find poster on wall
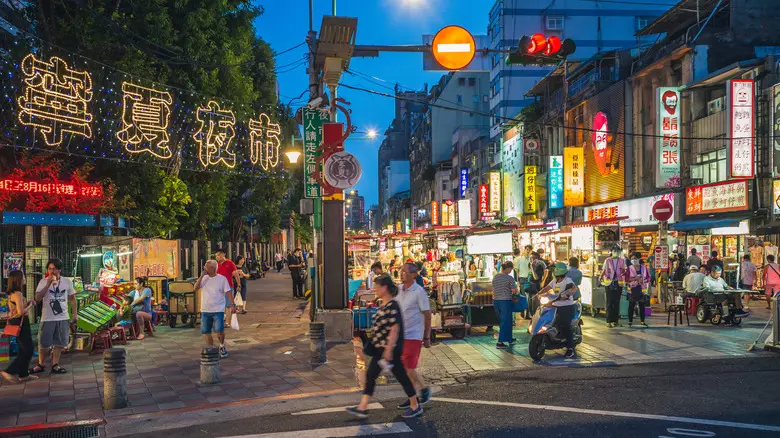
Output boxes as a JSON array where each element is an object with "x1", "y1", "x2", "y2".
[
  {"x1": 524, "y1": 165, "x2": 537, "y2": 214},
  {"x1": 2, "y1": 252, "x2": 24, "y2": 277},
  {"x1": 523, "y1": 138, "x2": 540, "y2": 156},
  {"x1": 563, "y1": 147, "x2": 584, "y2": 206},
  {"x1": 656, "y1": 87, "x2": 681, "y2": 188},
  {"x1": 133, "y1": 238, "x2": 179, "y2": 279},
  {"x1": 549, "y1": 155, "x2": 563, "y2": 209},
  {"x1": 501, "y1": 134, "x2": 523, "y2": 217},
  {"x1": 727, "y1": 79, "x2": 754, "y2": 178}
]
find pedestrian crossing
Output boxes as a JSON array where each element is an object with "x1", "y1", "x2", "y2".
[{"x1": 218, "y1": 422, "x2": 412, "y2": 437}]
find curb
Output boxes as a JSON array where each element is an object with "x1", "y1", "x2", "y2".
[{"x1": 0, "y1": 419, "x2": 104, "y2": 437}]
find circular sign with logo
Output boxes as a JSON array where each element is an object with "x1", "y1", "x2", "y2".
[
  {"x1": 524, "y1": 138, "x2": 540, "y2": 156},
  {"x1": 652, "y1": 199, "x2": 674, "y2": 222},
  {"x1": 324, "y1": 151, "x2": 362, "y2": 189},
  {"x1": 431, "y1": 25, "x2": 476, "y2": 70}
]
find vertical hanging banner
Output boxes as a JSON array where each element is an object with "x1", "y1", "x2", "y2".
[
  {"x1": 656, "y1": 87, "x2": 681, "y2": 188},
  {"x1": 489, "y1": 171, "x2": 501, "y2": 213},
  {"x1": 727, "y1": 79, "x2": 755, "y2": 178},
  {"x1": 524, "y1": 165, "x2": 537, "y2": 214},
  {"x1": 563, "y1": 147, "x2": 584, "y2": 206},
  {"x1": 459, "y1": 168, "x2": 469, "y2": 198},
  {"x1": 302, "y1": 108, "x2": 330, "y2": 198},
  {"x1": 502, "y1": 134, "x2": 524, "y2": 218},
  {"x1": 458, "y1": 199, "x2": 472, "y2": 227},
  {"x1": 478, "y1": 184, "x2": 489, "y2": 215},
  {"x1": 431, "y1": 201, "x2": 439, "y2": 225},
  {"x1": 442, "y1": 200, "x2": 456, "y2": 226},
  {"x1": 549, "y1": 155, "x2": 563, "y2": 209}
]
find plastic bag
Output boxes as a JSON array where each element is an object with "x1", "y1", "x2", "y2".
[
  {"x1": 234, "y1": 292, "x2": 244, "y2": 307},
  {"x1": 230, "y1": 313, "x2": 240, "y2": 330}
]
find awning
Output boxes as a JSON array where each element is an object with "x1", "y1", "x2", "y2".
[
  {"x1": 670, "y1": 218, "x2": 743, "y2": 231},
  {"x1": 682, "y1": 59, "x2": 763, "y2": 91}
]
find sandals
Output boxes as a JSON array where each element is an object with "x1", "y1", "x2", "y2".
[
  {"x1": 50, "y1": 364, "x2": 67, "y2": 374},
  {"x1": 1, "y1": 371, "x2": 20, "y2": 384},
  {"x1": 29, "y1": 365, "x2": 45, "y2": 374}
]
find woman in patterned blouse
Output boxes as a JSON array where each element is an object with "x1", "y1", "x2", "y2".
[{"x1": 347, "y1": 275, "x2": 423, "y2": 419}]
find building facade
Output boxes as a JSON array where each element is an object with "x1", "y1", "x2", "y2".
[{"x1": 345, "y1": 190, "x2": 365, "y2": 231}]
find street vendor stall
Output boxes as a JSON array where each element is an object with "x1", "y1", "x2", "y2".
[{"x1": 462, "y1": 229, "x2": 515, "y2": 328}]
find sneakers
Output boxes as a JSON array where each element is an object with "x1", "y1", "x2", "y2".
[
  {"x1": 402, "y1": 406, "x2": 424, "y2": 418},
  {"x1": 640, "y1": 322, "x2": 648, "y2": 327},
  {"x1": 734, "y1": 309, "x2": 751, "y2": 318},
  {"x1": 564, "y1": 349, "x2": 576, "y2": 359},
  {"x1": 496, "y1": 342, "x2": 508, "y2": 349},
  {"x1": 508, "y1": 338, "x2": 518, "y2": 344},
  {"x1": 419, "y1": 387, "x2": 432, "y2": 405},
  {"x1": 345, "y1": 407, "x2": 368, "y2": 419},
  {"x1": 219, "y1": 344, "x2": 228, "y2": 358},
  {"x1": 397, "y1": 400, "x2": 411, "y2": 409}
]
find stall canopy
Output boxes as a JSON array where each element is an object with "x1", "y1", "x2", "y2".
[
  {"x1": 671, "y1": 218, "x2": 744, "y2": 231},
  {"x1": 569, "y1": 216, "x2": 629, "y2": 227}
]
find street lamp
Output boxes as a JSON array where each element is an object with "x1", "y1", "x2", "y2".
[
  {"x1": 366, "y1": 129, "x2": 377, "y2": 139},
  {"x1": 285, "y1": 139, "x2": 302, "y2": 164}
]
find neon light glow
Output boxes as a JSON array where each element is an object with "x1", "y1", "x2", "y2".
[
  {"x1": 193, "y1": 101, "x2": 237, "y2": 169},
  {"x1": 248, "y1": 112, "x2": 281, "y2": 170},
  {"x1": 0, "y1": 179, "x2": 103, "y2": 198},
  {"x1": 117, "y1": 82, "x2": 174, "y2": 159}
]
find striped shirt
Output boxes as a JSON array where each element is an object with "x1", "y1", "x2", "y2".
[{"x1": 492, "y1": 273, "x2": 517, "y2": 301}]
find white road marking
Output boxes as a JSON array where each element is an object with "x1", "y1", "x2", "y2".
[
  {"x1": 218, "y1": 422, "x2": 412, "y2": 437},
  {"x1": 434, "y1": 397, "x2": 780, "y2": 433},
  {"x1": 291, "y1": 403, "x2": 383, "y2": 416},
  {"x1": 436, "y1": 43, "x2": 471, "y2": 53},
  {"x1": 620, "y1": 330, "x2": 727, "y2": 357}
]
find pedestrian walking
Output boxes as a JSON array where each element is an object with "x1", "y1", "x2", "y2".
[
  {"x1": 346, "y1": 275, "x2": 422, "y2": 419},
  {"x1": 566, "y1": 257, "x2": 583, "y2": 300},
  {"x1": 627, "y1": 255, "x2": 650, "y2": 327},
  {"x1": 513, "y1": 245, "x2": 532, "y2": 290},
  {"x1": 129, "y1": 277, "x2": 153, "y2": 339},
  {"x1": 1, "y1": 271, "x2": 36, "y2": 383},
  {"x1": 274, "y1": 252, "x2": 283, "y2": 272},
  {"x1": 365, "y1": 261, "x2": 383, "y2": 292},
  {"x1": 216, "y1": 250, "x2": 240, "y2": 324},
  {"x1": 763, "y1": 254, "x2": 780, "y2": 310},
  {"x1": 235, "y1": 255, "x2": 250, "y2": 314},
  {"x1": 195, "y1": 260, "x2": 235, "y2": 358},
  {"x1": 395, "y1": 262, "x2": 432, "y2": 408},
  {"x1": 600, "y1": 246, "x2": 627, "y2": 328},
  {"x1": 492, "y1": 261, "x2": 518, "y2": 349},
  {"x1": 739, "y1": 254, "x2": 756, "y2": 310},
  {"x1": 288, "y1": 248, "x2": 305, "y2": 299},
  {"x1": 29, "y1": 258, "x2": 77, "y2": 375}
]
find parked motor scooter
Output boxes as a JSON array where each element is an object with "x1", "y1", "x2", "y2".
[{"x1": 528, "y1": 283, "x2": 583, "y2": 360}]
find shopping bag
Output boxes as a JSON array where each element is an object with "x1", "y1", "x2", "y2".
[
  {"x1": 511, "y1": 294, "x2": 528, "y2": 313},
  {"x1": 230, "y1": 313, "x2": 240, "y2": 331},
  {"x1": 234, "y1": 292, "x2": 244, "y2": 307}
]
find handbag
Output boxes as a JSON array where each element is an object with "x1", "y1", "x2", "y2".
[
  {"x1": 3, "y1": 317, "x2": 22, "y2": 337},
  {"x1": 511, "y1": 293, "x2": 528, "y2": 313}
]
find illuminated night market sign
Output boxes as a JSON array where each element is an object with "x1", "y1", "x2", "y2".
[
  {"x1": 3, "y1": 52, "x2": 282, "y2": 172},
  {"x1": 0, "y1": 179, "x2": 104, "y2": 198}
]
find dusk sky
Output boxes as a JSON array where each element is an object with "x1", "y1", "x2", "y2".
[{"x1": 257, "y1": 0, "x2": 494, "y2": 207}]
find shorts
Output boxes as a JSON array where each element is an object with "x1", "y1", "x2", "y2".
[
  {"x1": 200, "y1": 312, "x2": 225, "y2": 334},
  {"x1": 401, "y1": 340, "x2": 423, "y2": 370},
  {"x1": 38, "y1": 320, "x2": 70, "y2": 349}
]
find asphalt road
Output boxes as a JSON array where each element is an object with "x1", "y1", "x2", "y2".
[{"x1": 132, "y1": 356, "x2": 780, "y2": 438}]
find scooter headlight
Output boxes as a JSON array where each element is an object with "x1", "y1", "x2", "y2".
[{"x1": 539, "y1": 296, "x2": 551, "y2": 305}]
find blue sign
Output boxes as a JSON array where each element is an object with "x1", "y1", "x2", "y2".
[
  {"x1": 460, "y1": 167, "x2": 469, "y2": 198},
  {"x1": 549, "y1": 156, "x2": 564, "y2": 209}
]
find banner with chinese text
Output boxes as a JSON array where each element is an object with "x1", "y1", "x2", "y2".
[
  {"x1": 656, "y1": 87, "x2": 681, "y2": 187},
  {"x1": 563, "y1": 147, "x2": 584, "y2": 206},
  {"x1": 727, "y1": 79, "x2": 755, "y2": 178},
  {"x1": 685, "y1": 180, "x2": 749, "y2": 215},
  {"x1": 303, "y1": 108, "x2": 330, "y2": 198},
  {"x1": 549, "y1": 155, "x2": 563, "y2": 209},
  {"x1": 524, "y1": 165, "x2": 537, "y2": 215}
]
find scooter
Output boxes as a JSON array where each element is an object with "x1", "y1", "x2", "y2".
[
  {"x1": 695, "y1": 288, "x2": 751, "y2": 326},
  {"x1": 528, "y1": 284, "x2": 583, "y2": 360}
]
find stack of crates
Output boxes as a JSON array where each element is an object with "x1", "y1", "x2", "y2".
[{"x1": 77, "y1": 301, "x2": 118, "y2": 333}]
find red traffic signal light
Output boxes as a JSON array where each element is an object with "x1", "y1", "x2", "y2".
[
  {"x1": 527, "y1": 33, "x2": 547, "y2": 54},
  {"x1": 544, "y1": 36, "x2": 562, "y2": 55},
  {"x1": 512, "y1": 35, "x2": 576, "y2": 65}
]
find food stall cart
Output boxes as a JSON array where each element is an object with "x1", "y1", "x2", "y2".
[{"x1": 463, "y1": 228, "x2": 516, "y2": 328}]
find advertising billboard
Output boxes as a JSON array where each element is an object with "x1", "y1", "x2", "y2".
[
  {"x1": 501, "y1": 134, "x2": 523, "y2": 218},
  {"x1": 656, "y1": 87, "x2": 681, "y2": 187},
  {"x1": 549, "y1": 155, "x2": 563, "y2": 209},
  {"x1": 563, "y1": 147, "x2": 584, "y2": 206}
]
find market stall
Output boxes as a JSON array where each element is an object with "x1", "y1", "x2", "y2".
[{"x1": 462, "y1": 228, "x2": 515, "y2": 328}]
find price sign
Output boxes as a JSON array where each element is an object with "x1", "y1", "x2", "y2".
[{"x1": 654, "y1": 245, "x2": 669, "y2": 271}]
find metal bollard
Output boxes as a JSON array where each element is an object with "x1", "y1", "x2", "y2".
[
  {"x1": 103, "y1": 348, "x2": 128, "y2": 410},
  {"x1": 310, "y1": 321, "x2": 327, "y2": 365},
  {"x1": 200, "y1": 346, "x2": 220, "y2": 384}
]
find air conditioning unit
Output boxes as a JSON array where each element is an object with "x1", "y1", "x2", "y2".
[{"x1": 707, "y1": 97, "x2": 724, "y2": 115}]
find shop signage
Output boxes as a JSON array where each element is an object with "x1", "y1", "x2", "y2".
[
  {"x1": 524, "y1": 165, "x2": 537, "y2": 214},
  {"x1": 772, "y1": 84, "x2": 780, "y2": 177},
  {"x1": 549, "y1": 155, "x2": 563, "y2": 209},
  {"x1": 458, "y1": 199, "x2": 472, "y2": 227},
  {"x1": 0, "y1": 178, "x2": 103, "y2": 198},
  {"x1": 774, "y1": 179, "x2": 780, "y2": 215},
  {"x1": 431, "y1": 201, "x2": 439, "y2": 225},
  {"x1": 302, "y1": 108, "x2": 329, "y2": 198},
  {"x1": 524, "y1": 138, "x2": 540, "y2": 156},
  {"x1": 478, "y1": 184, "x2": 489, "y2": 214},
  {"x1": 459, "y1": 168, "x2": 469, "y2": 198},
  {"x1": 441, "y1": 200, "x2": 456, "y2": 226},
  {"x1": 727, "y1": 79, "x2": 755, "y2": 178},
  {"x1": 563, "y1": 147, "x2": 585, "y2": 206},
  {"x1": 132, "y1": 238, "x2": 179, "y2": 279},
  {"x1": 502, "y1": 134, "x2": 524, "y2": 218},
  {"x1": 404, "y1": 218, "x2": 411, "y2": 233},
  {"x1": 489, "y1": 171, "x2": 501, "y2": 212},
  {"x1": 654, "y1": 245, "x2": 669, "y2": 270},
  {"x1": 656, "y1": 87, "x2": 681, "y2": 188},
  {"x1": 396, "y1": 221, "x2": 401, "y2": 233},
  {"x1": 379, "y1": 239, "x2": 386, "y2": 252},
  {"x1": 583, "y1": 194, "x2": 677, "y2": 227},
  {"x1": 685, "y1": 180, "x2": 749, "y2": 215}
]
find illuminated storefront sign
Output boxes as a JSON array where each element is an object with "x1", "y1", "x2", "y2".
[
  {"x1": 441, "y1": 200, "x2": 456, "y2": 226},
  {"x1": 656, "y1": 87, "x2": 681, "y2": 188},
  {"x1": 404, "y1": 218, "x2": 411, "y2": 233},
  {"x1": 774, "y1": 179, "x2": 780, "y2": 215},
  {"x1": 458, "y1": 199, "x2": 472, "y2": 227},
  {"x1": 549, "y1": 155, "x2": 563, "y2": 209},
  {"x1": 478, "y1": 184, "x2": 489, "y2": 214},
  {"x1": 728, "y1": 79, "x2": 754, "y2": 178},
  {"x1": 686, "y1": 180, "x2": 749, "y2": 215},
  {"x1": 459, "y1": 168, "x2": 469, "y2": 198},
  {"x1": 584, "y1": 194, "x2": 677, "y2": 227},
  {"x1": 431, "y1": 201, "x2": 439, "y2": 226},
  {"x1": 524, "y1": 165, "x2": 537, "y2": 214},
  {"x1": 489, "y1": 172, "x2": 501, "y2": 212},
  {"x1": 563, "y1": 147, "x2": 584, "y2": 206},
  {"x1": 502, "y1": 134, "x2": 523, "y2": 217},
  {"x1": 0, "y1": 178, "x2": 103, "y2": 198}
]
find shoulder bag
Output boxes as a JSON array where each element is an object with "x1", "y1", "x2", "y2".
[{"x1": 3, "y1": 316, "x2": 22, "y2": 337}]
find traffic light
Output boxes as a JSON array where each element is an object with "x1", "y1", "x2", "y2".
[{"x1": 507, "y1": 34, "x2": 576, "y2": 65}]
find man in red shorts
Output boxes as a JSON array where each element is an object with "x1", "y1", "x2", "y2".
[{"x1": 396, "y1": 262, "x2": 432, "y2": 409}]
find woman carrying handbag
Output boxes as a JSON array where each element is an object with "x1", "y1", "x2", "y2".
[{"x1": 1, "y1": 270, "x2": 37, "y2": 383}]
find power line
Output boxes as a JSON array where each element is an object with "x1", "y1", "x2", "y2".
[
  {"x1": 273, "y1": 41, "x2": 306, "y2": 58},
  {"x1": 338, "y1": 82, "x2": 760, "y2": 142},
  {"x1": 275, "y1": 59, "x2": 307, "y2": 74}
]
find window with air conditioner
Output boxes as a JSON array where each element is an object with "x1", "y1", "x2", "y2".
[
  {"x1": 636, "y1": 16, "x2": 653, "y2": 31},
  {"x1": 546, "y1": 15, "x2": 564, "y2": 31}
]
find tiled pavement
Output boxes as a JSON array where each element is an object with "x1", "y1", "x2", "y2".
[{"x1": 0, "y1": 272, "x2": 775, "y2": 428}]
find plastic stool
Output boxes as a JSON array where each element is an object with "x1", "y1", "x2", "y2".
[
  {"x1": 90, "y1": 331, "x2": 113, "y2": 354},
  {"x1": 154, "y1": 311, "x2": 169, "y2": 326},
  {"x1": 108, "y1": 326, "x2": 127, "y2": 345},
  {"x1": 143, "y1": 319, "x2": 155, "y2": 337}
]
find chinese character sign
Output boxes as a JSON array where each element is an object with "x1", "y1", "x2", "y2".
[
  {"x1": 728, "y1": 79, "x2": 754, "y2": 178},
  {"x1": 18, "y1": 54, "x2": 93, "y2": 146},
  {"x1": 117, "y1": 82, "x2": 174, "y2": 159},
  {"x1": 489, "y1": 171, "x2": 501, "y2": 213},
  {"x1": 442, "y1": 200, "x2": 456, "y2": 226},
  {"x1": 563, "y1": 147, "x2": 584, "y2": 206},
  {"x1": 0, "y1": 178, "x2": 103, "y2": 198},
  {"x1": 431, "y1": 201, "x2": 439, "y2": 225},
  {"x1": 478, "y1": 184, "x2": 489, "y2": 214},
  {"x1": 459, "y1": 167, "x2": 469, "y2": 198},
  {"x1": 502, "y1": 134, "x2": 523, "y2": 217},
  {"x1": 248, "y1": 113, "x2": 280, "y2": 170},
  {"x1": 686, "y1": 180, "x2": 749, "y2": 215},
  {"x1": 549, "y1": 155, "x2": 563, "y2": 209},
  {"x1": 656, "y1": 87, "x2": 681, "y2": 188},
  {"x1": 302, "y1": 108, "x2": 330, "y2": 198},
  {"x1": 193, "y1": 101, "x2": 237, "y2": 169},
  {"x1": 524, "y1": 165, "x2": 537, "y2": 214}
]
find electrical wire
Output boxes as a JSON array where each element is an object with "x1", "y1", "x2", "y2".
[
  {"x1": 275, "y1": 59, "x2": 307, "y2": 74},
  {"x1": 273, "y1": 41, "x2": 306, "y2": 58}
]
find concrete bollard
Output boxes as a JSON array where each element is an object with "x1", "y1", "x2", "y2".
[
  {"x1": 103, "y1": 348, "x2": 128, "y2": 410},
  {"x1": 200, "y1": 346, "x2": 220, "y2": 384},
  {"x1": 310, "y1": 321, "x2": 327, "y2": 365}
]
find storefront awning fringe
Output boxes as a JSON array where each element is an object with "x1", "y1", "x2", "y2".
[{"x1": 670, "y1": 218, "x2": 742, "y2": 231}]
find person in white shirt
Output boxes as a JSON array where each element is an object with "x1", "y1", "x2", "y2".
[
  {"x1": 29, "y1": 258, "x2": 77, "y2": 375},
  {"x1": 395, "y1": 263, "x2": 433, "y2": 409},
  {"x1": 195, "y1": 260, "x2": 235, "y2": 358},
  {"x1": 682, "y1": 265, "x2": 706, "y2": 293},
  {"x1": 539, "y1": 262, "x2": 577, "y2": 359},
  {"x1": 513, "y1": 245, "x2": 532, "y2": 289},
  {"x1": 702, "y1": 265, "x2": 749, "y2": 318}
]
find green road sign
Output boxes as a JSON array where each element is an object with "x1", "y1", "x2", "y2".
[{"x1": 302, "y1": 108, "x2": 330, "y2": 198}]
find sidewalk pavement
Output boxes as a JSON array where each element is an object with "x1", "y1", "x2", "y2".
[{"x1": 0, "y1": 271, "x2": 775, "y2": 429}]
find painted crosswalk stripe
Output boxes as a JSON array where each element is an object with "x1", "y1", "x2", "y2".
[
  {"x1": 291, "y1": 403, "x2": 383, "y2": 416},
  {"x1": 218, "y1": 422, "x2": 413, "y2": 437}
]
